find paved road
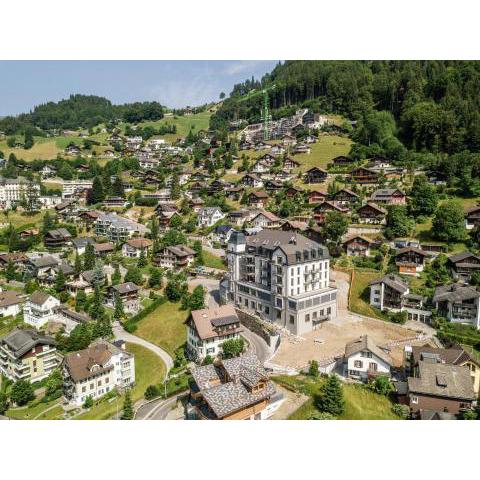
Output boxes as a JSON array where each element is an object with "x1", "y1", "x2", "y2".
[
  {"x1": 135, "y1": 392, "x2": 187, "y2": 420},
  {"x1": 241, "y1": 327, "x2": 272, "y2": 364},
  {"x1": 113, "y1": 322, "x2": 174, "y2": 373}
]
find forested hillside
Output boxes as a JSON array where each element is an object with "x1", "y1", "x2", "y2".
[
  {"x1": 0, "y1": 94, "x2": 165, "y2": 133},
  {"x1": 211, "y1": 60, "x2": 480, "y2": 155}
]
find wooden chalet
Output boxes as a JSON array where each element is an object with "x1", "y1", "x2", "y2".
[
  {"x1": 307, "y1": 190, "x2": 327, "y2": 204},
  {"x1": 448, "y1": 252, "x2": 480, "y2": 282},
  {"x1": 313, "y1": 201, "x2": 348, "y2": 224},
  {"x1": 350, "y1": 166, "x2": 379, "y2": 184},
  {"x1": 332, "y1": 155, "x2": 355, "y2": 166},
  {"x1": 342, "y1": 235, "x2": 375, "y2": 257},
  {"x1": 395, "y1": 247, "x2": 429, "y2": 276},
  {"x1": 248, "y1": 191, "x2": 269, "y2": 209},
  {"x1": 465, "y1": 205, "x2": 480, "y2": 230},
  {"x1": 332, "y1": 188, "x2": 360, "y2": 207},
  {"x1": 304, "y1": 167, "x2": 328, "y2": 184},
  {"x1": 356, "y1": 202, "x2": 387, "y2": 224}
]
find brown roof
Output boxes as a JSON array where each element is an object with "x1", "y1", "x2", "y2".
[
  {"x1": 411, "y1": 345, "x2": 480, "y2": 368},
  {"x1": 126, "y1": 238, "x2": 153, "y2": 249},
  {"x1": 94, "y1": 242, "x2": 115, "y2": 252},
  {"x1": 344, "y1": 335, "x2": 392, "y2": 366},
  {"x1": 190, "y1": 304, "x2": 241, "y2": 341},
  {"x1": 29, "y1": 291, "x2": 53, "y2": 306},
  {"x1": 64, "y1": 342, "x2": 113, "y2": 382},
  {"x1": 343, "y1": 234, "x2": 374, "y2": 245},
  {"x1": 252, "y1": 210, "x2": 280, "y2": 222},
  {"x1": 249, "y1": 191, "x2": 269, "y2": 199},
  {"x1": 0, "y1": 290, "x2": 24, "y2": 308}
]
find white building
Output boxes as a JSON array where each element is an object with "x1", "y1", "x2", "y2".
[
  {"x1": 94, "y1": 212, "x2": 149, "y2": 242},
  {"x1": 23, "y1": 291, "x2": 60, "y2": 328},
  {"x1": 197, "y1": 207, "x2": 225, "y2": 228},
  {"x1": 0, "y1": 177, "x2": 40, "y2": 209},
  {"x1": 433, "y1": 284, "x2": 480, "y2": 329},
  {"x1": 122, "y1": 238, "x2": 153, "y2": 258},
  {"x1": 63, "y1": 339, "x2": 135, "y2": 406},
  {"x1": 221, "y1": 230, "x2": 338, "y2": 336},
  {"x1": 186, "y1": 304, "x2": 243, "y2": 362},
  {"x1": 343, "y1": 335, "x2": 392, "y2": 381},
  {"x1": 62, "y1": 179, "x2": 94, "y2": 198},
  {"x1": 0, "y1": 290, "x2": 24, "y2": 318}
]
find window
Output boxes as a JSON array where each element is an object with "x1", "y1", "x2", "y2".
[
  {"x1": 360, "y1": 351, "x2": 372, "y2": 358},
  {"x1": 354, "y1": 360, "x2": 363, "y2": 368},
  {"x1": 82, "y1": 386, "x2": 86, "y2": 393},
  {"x1": 105, "y1": 377, "x2": 109, "y2": 384},
  {"x1": 289, "y1": 315, "x2": 295, "y2": 325},
  {"x1": 327, "y1": 307, "x2": 331, "y2": 315},
  {"x1": 369, "y1": 362, "x2": 377, "y2": 371},
  {"x1": 305, "y1": 314, "x2": 310, "y2": 322},
  {"x1": 411, "y1": 395, "x2": 418, "y2": 404},
  {"x1": 90, "y1": 383, "x2": 94, "y2": 390}
]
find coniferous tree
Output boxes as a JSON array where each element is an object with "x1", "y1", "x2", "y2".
[
  {"x1": 111, "y1": 263, "x2": 121, "y2": 286},
  {"x1": 55, "y1": 268, "x2": 66, "y2": 293},
  {"x1": 89, "y1": 176, "x2": 105, "y2": 205},
  {"x1": 121, "y1": 390, "x2": 134, "y2": 420},
  {"x1": 137, "y1": 248, "x2": 147, "y2": 268},
  {"x1": 75, "y1": 290, "x2": 87, "y2": 312},
  {"x1": 315, "y1": 374, "x2": 345, "y2": 416},
  {"x1": 89, "y1": 286, "x2": 105, "y2": 320},
  {"x1": 112, "y1": 176, "x2": 124, "y2": 197},
  {"x1": 83, "y1": 243, "x2": 96, "y2": 270},
  {"x1": 5, "y1": 260, "x2": 16, "y2": 281},
  {"x1": 113, "y1": 291, "x2": 124, "y2": 321},
  {"x1": 74, "y1": 251, "x2": 82, "y2": 275}
]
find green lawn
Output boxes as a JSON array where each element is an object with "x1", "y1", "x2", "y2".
[
  {"x1": 202, "y1": 249, "x2": 227, "y2": 271},
  {"x1": 0, "y1": 315, "x2": 26, "y2": 338},
  {"x1": 133, "y1": 301, "x2": 188, "y2": 357},
  {"x1": 0, "y1": 210, "x2": 48, "y2": 230},
  {"x1": 349, "y1": 269, "x2": 388, "y2": 320},
  {"x1": 76, "y1": 342, "x2": 166, "y2": 420},
  {"x1": 273, "y1": 375, "x2": 400, "y2": 420},
  {"x1": 7, "y1": 398, "x2": 62, "y2": 420}
]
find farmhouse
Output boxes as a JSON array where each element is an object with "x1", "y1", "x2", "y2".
[{"x1": 350, "y1": 166, "x2": 379, "y2": 184}]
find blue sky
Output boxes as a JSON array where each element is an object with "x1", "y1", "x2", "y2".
[{"x1": 0, "y1": 60, "x2": 279, "y2": 116}]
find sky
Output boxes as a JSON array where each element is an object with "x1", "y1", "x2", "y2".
[{"x1": 0, "y1": 60, "x2": 279, "y2": 116}]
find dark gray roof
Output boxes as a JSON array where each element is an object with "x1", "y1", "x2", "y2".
[
  {"x1": 448, "y1": 251, "x2": 480, "y2": 264},
  {"x1": 1, "y1": 328, "x2": 56, "y2": 358},
  {"x1": 113, "y1": 282, "x2": 139, "y2": 294},
  {"x1": 370, "y1": 274, "x2": 408, "y2": 294},
  {"x1": 433, "y1": 284, "x2": 480, "y2": 303},
  {"x1": 29, "y1": 255, "x2": 59, "y2": 268},
  {"x1": 408, "y1": 362, "x2": 476, "y2": 400},
  {"x1": 344, "y1": 335, "x2": 392, "y2": 366},
  {"x1": 72, "y1": 237, "x2": 95, "y2": 248}
]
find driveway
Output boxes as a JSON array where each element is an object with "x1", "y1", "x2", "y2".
[
  {"x1": 188, "y1": 277, "x2": 221, "y2": 308},
  {"x1": 135, "y1": 391, "x2": 187, "y2": 420},
  {"x1": 113, "y1": 322, "x2": 174, "y2": 373}
]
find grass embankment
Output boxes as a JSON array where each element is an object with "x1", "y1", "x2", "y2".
[
  {"x1": 348, "y1": 269, "x2": 387, "y2": 321},
  {"x1": 7, "y1": 397, "x2": 63, "y2": 420},
  {"x1": 273, "y1": 375, "x2": 400, "y2": 420},
  {"x1": 202, "y1": 250, "x2": 227, "y2": 271},
  {"x1": 133, "y1": 301, "x2": 188, "y2": 357},
  {"x1": 76, "y1": 343, "x2": 166, "y2": 420}
]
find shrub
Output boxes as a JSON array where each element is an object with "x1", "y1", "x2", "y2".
[
  {"x1": 83, "y1": 396, "x2": 94, "y2": 409},
  {"x1": 145, "y1": 385, "x2": 161, "y2": 400},
  {"x1": 309, "y1": 411, "x2": 336, "y2": 420},
  {"x1": 391, "y1": 403, "x2": 410, "y2": 419},
  {"x1": 10, "y1": 380, "x2": 34, "y2": 406},
  {"x1": 308, "y1": 360, "x2": 319, "y2": 377}
]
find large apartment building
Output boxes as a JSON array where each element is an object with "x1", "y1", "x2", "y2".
[
  {"x1": 221, "y1": 230, "x2": 337, "y2": 336},
  {"x1": 94, "y1": 212, "x2": 149, "y2": 242},
  {"x1": 0, "y1": 329, "x2": 59, "y2": 383},
  {"x1": 0, "y1": 176, "x2": 40, "y2": 209}
]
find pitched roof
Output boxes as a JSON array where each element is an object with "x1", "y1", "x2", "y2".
[
  {"x1": 448, "y1": 251, "x2": 480, "y2": 264},
  {"x1": 165, "y1": 244, "x2": 196, "y2": 257},
  {"x1": 1, "y1": 328, "x2": 56, "y2": 358},
  {"x1": 432, "y1": 284, "x2": 480, "y2": 303},
  {"x1": 29, "y1": 255, "x2": 59, "y2": 268},
  {"x1": 126, "y1": 238, "x2": 153, "y2": 249},
  {"x1": 94, "y1": 242, "x2": 115, "y2": 252},
  {"x1": 357, "y1": 202, "x2": 387, "y2": 215},
  {"x1": 64, "y1": 342, "x2": 113, "y2": 382},
  {"x1": 370, "y1": 274, "x2": 408, "y2": 294},
  {"x1": 252, "y1": 210, "x2": 280, "y2": 222},
  {"x1": 190, "y1": 304, "x2": 241, "y2": 341},
  {"x1": 0, "y1": 290, "x2": 24, "y2": 308},
  {"x1": 411, "y1": 345, "x2": 480, "y2": 368},
  {"x1": 113, "y1": 282, "x2": 139, "y2": 294},
  {"x1": 408, "y1": 362, "x2": 476, "y2": 400},
  {"x1": 344, "y1": 335, "x2": 392, "y2": 366},
  {"x1": 29, "y1": 291, "x2": 54, "y2": 306}
]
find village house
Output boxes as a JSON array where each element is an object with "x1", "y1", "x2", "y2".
[
  {"x1": 107, "y1": 282, "x2": 140, "y2": 313},
  {"x1": 304, "y1": 167, "x2": 328, "y2": 184},
  {"x1": 225, "y1": 186, "x2": 243, "y2": 201},
  {"x1": 370, "y1": 274, "x2": 431, "y2": 323},
  {"x1": 285, "y1": 186, "x2": 303, "y2": 199},
  {"x1": 25, "y1": 255, "x2": 59, "y2": 280},
  {"x1": 356, "y1": 202, "x2": 387, "y2": 224},
  {"x1": 332, "y1": 155, "x2": 355, "y2": 166},
  {"x1": 307, "y1": 189, "x2": 327, "y2": 204},
  {"x1": 465, "y1": 205, "x2": 480, "y2": 230},
  {"x1": 250, "y1": 210, "x2": 281, "y2": 229},
  {"x1": 0, "y1": 328, "x2": 59, "y2": 383},
  {"x1": 395, "y1": 247, "x2": 429, "y2": 276},
  {"x1": 270, "y1": 145, "x2": 286, "y2": 156},
  {"x1": 94, "y1": 242, "x2": 115, "y2": 257},
  {"x1": 343, "y1": 335, "x2": 393, "y2": 381},
  {"x1": 213, "y1": 225, "x2": 235, "y2": 244},
  {"x1": 241, "y1": 173, "x2": 263, "y2": 188},
  {"x1": 342, "y1": 235, "x2": 375, "y2": 257},
  {"x1": 313, "y1": 201, "x2": 348, "y2": 224},
  {"x1": 407, "y1": 345, "x2": 480, "y2": 397},
  {"x1": 350, "y1": 166, "x2": 379, "y2": 184},
  {"x1": 66, "y1": 270, "x2": 95, "y2": 297},
  {"x1": 188, "y1": 352, "x2": 281, "y2": 420},
  {"x1": 447, "y1": 251, "x2": 480, "y2": 283},
  {"x1": 63, "y1": 339, "x2": 135, "y2": 406},
  {"x1": 55, "y1": 306, "x2": 91, "y2": 334},
  {"x1": 228, "y1": 210, "x2": 252, "y2": 227},
  {"x1": 0, "y1": 252, "x2": 29, "y2": 269},
  {"x1": 433, "y1": 284, "x2": 480, "y2": 329},
  {"x1": 102, "y1": 197, "x2": 128, "y2": 208},
  {"x1": 370, "y1": 188, "x2": 406, "y2": 205},
  {"x1": 78, "y1": 210, "x2": 101, "y2": 228},
  {"x1": 44, "y1": 228, "x2": 73, "y2": 248},
  {"x1": 283, "y1": 157, "x2": 300, "y2": 171},
  {"x1": 71, "y1": 237, "x2": 96, "y2": 256},
  {"x1": 331, "y1": 188, "x2": 360, "y2": 208},
  {"x1": 264, "y1": 180, "x2": 283, "y2": 194},
  {"x1": 293, "y1": 143, "x2": 311, "y2": 155},
  {"x1": 122, "y1": 238, "x2": 152, "y2": 258},
  {"x1": 65, "y1": 144, "x2": 81, "y2": 155},
  {"x1": 248, "y1": 191, "x2": 270, "y2": 209},
  {"x1": 186, "y1": 304, "x2": 243, "y2": 361},
  {"x1": 407, "y1": 359, "x2": 476, "y2": 416},
  {"x1": 282, "y1": 135, "x2": 296, "y2": 146},
  {"x1": 197, "y1": 207, "x2": 225, "y2": 228},
  {"x1": 155, "y1": 245, "x2": 196, "y2": 270},
  {"x1": 189, "y1": 197, "x2": 205, "y2": 213},
  {"x1": 23, "y1": 291, "x2": 61, "y2": 328},
  {"x1": 0, "y1": 290, "x2": 25, "y2": 317},
  {"x1": 94, "y1": 213, "x2": 149, "y2": 242}
]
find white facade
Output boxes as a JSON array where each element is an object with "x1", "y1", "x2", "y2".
[
  {"x1": 23, "y1": 295, "x2": 60, "y2": 327},
  {"x1": 197, "y1": 208, "x2": 225, "y2": 228},
  {"x1": 0, "y1": 302, "x2": 22, "y2": 318},
  {"x1": 187, "y1": 326, "x2": 241, "y2": 361},
  {"x1": 345, "y1": 350, "x2": 391, "y2": 380},
  {"x1": 0, "y1": 178, "x2": 40, "y2": 209},
  {"x1": 62, "y1": 179, "x2": 94, "y2": 197}
]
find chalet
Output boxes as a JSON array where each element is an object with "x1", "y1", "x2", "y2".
[
  {"x1": 254, "y1": 141, "x2": 271, "y2": 151},
  {"x1": 19, "y1": 228, "x2": 39, "y2": 239},
  {"x1": 189, "y1": 197, "x2": 205, "y2": 213},
  {"x1": 228, "y1": 210, "x2": 252, "y2": 227},
  {"x1": 370, "y1": 188, "x2": 406, "y2": 205},
  {"x1": 188, "y1": 181, "x2": 207, "y2": 196},
  {"x1": 213, "y1": 225, "x2": 235, "y2": 244},
  {"x1": 224, "y1": 186, "x2": 243, "y2": 201},
  {"x1": 343, "y1": 335, "x2": 393, "y2": 381},
  {"x1": 107, "y1": 282, "x2": 140, "y2": 313},
  {"x1": 342, "y1": 235, "x2": 375, "y2": 257},
  {"x1": 78, "y1": 210, "x2": 101, "y2": 227},
  {"x1": 282, "y1": 135, "x2": 296, "y2": 146},
  {"x1": 241, "y1": 174, "x2": 263, "y2": 188},
  {"x1": 25, "y1": 255, "x2": 59, "y2": 279},
  {"x1": 332, "y1": 155, "x2": 355, "y2": 166},
  {"x1": 448, "y1": 252, "x2": 480, "y2": 283},
  {"x1": 54, "y1": 306, "x2": 91, "y2": 334},
  {"x1": 66, "y1": 271, "x2": 95, "y2": 297},
  {"x1": 23, "y1": 291, "x2": 61, "y2": 328},
  {"x1": 65, "y1": 144, "x2": 81, "y2": 155},
  {"x1": 248, "y1": 191, "x2": 269, "y2": 209},
  {"x1": 307, "y1": 190, "x2": 327, "y2": 204},
  {"x1": 395, "y1": 247, "x2": 429, "y2": 276},
  {"x1": 356, "y1": 202, "x2": 387, "y2": 224},
  {"x1": 304, "y1": 167, "x2": 328, "y2": 184},
  {"x1": 367, "y1": 155, "x2": 391, "y2": 170},
  {"x1": 293, "y1": 143, "x2": 311, "y2": 155},
  {"x1": 264, "y1": 180, "x2": 283, "y2": 194},
  {"x1": 0, "y1": 290, "x2": 25, "y2": 318},
  {"x1": 280, "y1": 220, "x2": 308, "y2": 234},
  {"x1": 93, "y1": 242, "x2": 115, "y2": 257},
  {"x1": 252, "y1": 155, "x2": 275, "y2": 174},
  {"x1": 433, "y1": 284, "x2": 480, "y2": 329},
  {"x1": 209, "y1": 179, "x2": 232, "y2": 193},
  {"x1": 313, "y1": 201, "x2": 348, "y2": 224},
  {"x1": 122, "y1": 238, "x2": 152, "y2": 258},
  {"x1": 270, "y1": 145, "x2": 286, "y2": 156},
  {"x1": 186, "y1": 304, "x2": 243, "y2": 361},
  {"x1": 465, "y1": 205, "x2": 480, "y2": 230},
  {"x1": 71, "y1": 237, "x2": 95, "y2": 255},
  {"x1": 283, "y1": 157, "x2": 300, "y2": 171},
  {"x1": 273, "y1": 170, "x2": 292, "y2": 183},
  {"x1": 44, "y1": 228, "x2": 73, "y2": 248},
  {"x1": 188, "y1": 352, "x2": 280, "y2": 420},
  {"x1": 331, "y1": 188, "x2": 359, "y2": 207},
  {"x1": 407, "y1": 360, "x2": 476, "y2": 416},
  {"x1": 154, "y1": 245, "x2": 195, "y2": 270},
  {"x1": 250, "y1": 210, "x2": 281, "y2": 229},
  {"x1": 0, "y1": 252, "x2": 28, "y2": 268},
  {"x1": 285, "y1": 186, "x2": 303, "y2": 199},
  {"x1": 350, "y1": 166, "x2": 379, "y2": 184}
]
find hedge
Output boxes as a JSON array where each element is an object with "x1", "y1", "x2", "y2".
[{"x1": 123, "y1": 295, "x2": 167, "y2": 333}]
